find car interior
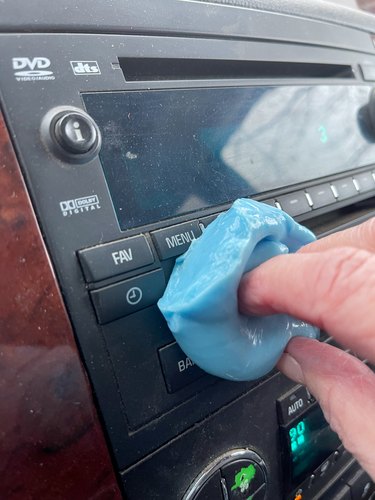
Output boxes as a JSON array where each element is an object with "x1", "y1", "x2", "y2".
[{"x1": 1, "y1": 0, "x2": 375, "y2": 498}]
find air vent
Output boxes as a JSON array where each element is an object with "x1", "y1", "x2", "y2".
[{"x1": 119, "y1": 58, "x2": 354, "y2": 81}]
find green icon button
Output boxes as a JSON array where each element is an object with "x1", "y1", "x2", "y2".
[{"x1": 231, "y1": 463, "x2": 256, "y2": 496}]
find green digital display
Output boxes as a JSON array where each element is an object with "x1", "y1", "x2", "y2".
[
  {"x1": 286, "y1": 406, "x2": 341, "y2": 488},
  {"x1": 289, "y1": 420, "x2": 307, "y2": 453}
]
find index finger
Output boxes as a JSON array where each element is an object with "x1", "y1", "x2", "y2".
[
  {"x1": 299, "y1": 216, "x2": 375, "y2": 254},
  {"x1": 238, "y1": 246, "x2": 375, "y2": 362}
]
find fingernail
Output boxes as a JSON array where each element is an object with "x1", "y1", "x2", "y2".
[{"x1": 277, "y1": 353, "x2": 305, "y2": 385}]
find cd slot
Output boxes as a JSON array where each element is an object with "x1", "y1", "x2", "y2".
[{"x1": 119, "y1": 58, "x2": 354, "y2": 81}]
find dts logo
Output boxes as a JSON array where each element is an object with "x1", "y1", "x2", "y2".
[
  {"x1": 12, "y1": 57, "x2": 53, "y2": 77},
  {"x1": 70, "y1": 61, "x2": 101, "y2": 76}
]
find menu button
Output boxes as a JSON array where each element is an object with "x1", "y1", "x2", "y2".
[{"x1": 151, "y1": 220, "x2": 202, "y2": 260}]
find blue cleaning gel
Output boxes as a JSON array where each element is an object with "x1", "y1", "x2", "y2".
[{"x1": 158, "y1": 199, "x2": 319, "y2": 381}]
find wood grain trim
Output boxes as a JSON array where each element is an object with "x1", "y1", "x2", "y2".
[{"x1": 0, "y1": 112, "x2": 122, "y2": 499}]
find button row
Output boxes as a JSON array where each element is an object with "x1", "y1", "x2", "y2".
[
  {"x1": 79, "y1": 170, "x2": 375, "y2": 285},
  {"x1": 268, "y1": 171, "x2": 375, "y2": 217},
  {"x1": 77, "y1": 219, "x2": 206, "y2": 325},
  {"x1": 315, "y1": 461, "x2": 374, "y2": 500},
  {"x1": 346, "y1": 469, "x2": 374, "y2": 500},
  {"x1": 289, "y1": 446, "x2": 374, "y2": 500},
  {"x1": 79, "y1": 222, "x2": 204, "y2": 324},
  {"x1": 78, "y1": 220, "x2": 203, "y2": 285},
  {"x1": 287, "y1": 445, "x2": 349, "y2": 500},
  {"x1": 79, "y1": 170, "x2": 375, "y2": 324}
]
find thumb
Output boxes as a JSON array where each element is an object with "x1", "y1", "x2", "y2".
[{"x1": 278, "y1": 337, "x2": 375, "y2": 480}]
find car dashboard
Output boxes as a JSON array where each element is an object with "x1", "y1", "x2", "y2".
[{"x1": 1, "y1": 1, "x2": 375, "y2": 498}]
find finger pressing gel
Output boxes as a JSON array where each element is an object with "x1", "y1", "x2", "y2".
[{"x1": 158, "y1": 198, "x2": 319, "y2": 381}]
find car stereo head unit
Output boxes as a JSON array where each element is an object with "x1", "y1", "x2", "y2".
[{"x1": 1, "y1": 6, "x2": 375, "y2": 497}]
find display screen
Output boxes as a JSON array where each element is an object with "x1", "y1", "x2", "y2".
[
  {"x1": 83, "y1": 85, "x2": 375, "y2": 231},
  {"x1": 287, "y1": 405, "x2": 340, "y2": 486}
]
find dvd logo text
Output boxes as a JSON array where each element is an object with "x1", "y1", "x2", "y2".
[
  {"x1": 12, "y1": 57, "x2": 52, "y2": 76},
  {"x1": 12, "y1": 57, "x2": 55, "y2": 81}
]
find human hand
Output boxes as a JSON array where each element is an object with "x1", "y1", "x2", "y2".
[{"x1": 238, "y1": 217, "x2": 375, "y2": 479}]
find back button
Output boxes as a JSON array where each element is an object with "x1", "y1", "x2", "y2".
[{"x1": 159, "y1": 342, "x2": 207, "y2": 393}]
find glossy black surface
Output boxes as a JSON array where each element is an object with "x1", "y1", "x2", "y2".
[{"x1": 84, "y1": 85, "x2": 375, "y2": 230}]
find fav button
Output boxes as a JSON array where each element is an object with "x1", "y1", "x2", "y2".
[
  {"x1": 78, "y1": 235, "x2": 154, "y2": 282},
  {"x1": 221, "y1": 460, "x2": 265, "y2": 499},
  {"x1": 151, "y1": 221, "x2": 202, "y2": 260},
  {"x1": 158, "y1": 342, "x2": 207, "y2": 393},
  {"x1": 90, "y1": 269, "x2": 165, "y2": 324}
]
